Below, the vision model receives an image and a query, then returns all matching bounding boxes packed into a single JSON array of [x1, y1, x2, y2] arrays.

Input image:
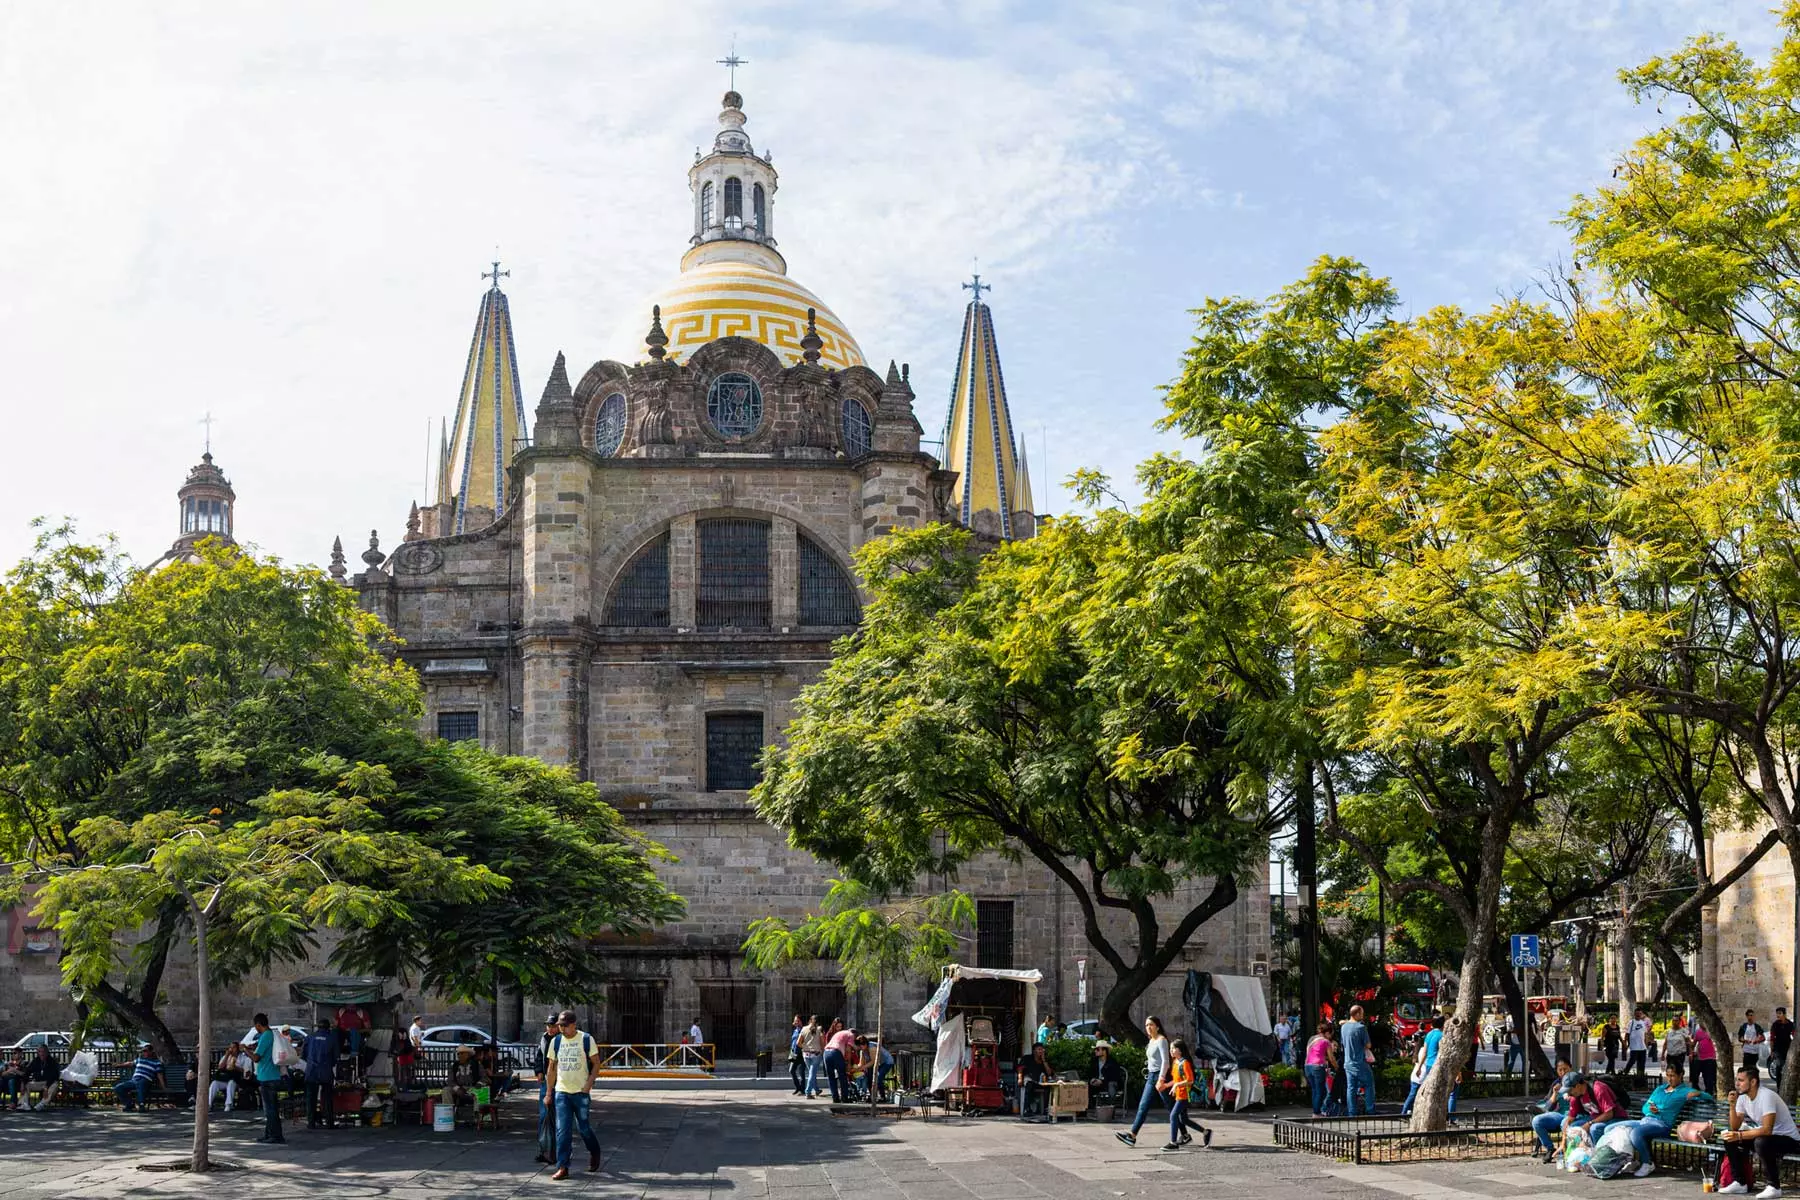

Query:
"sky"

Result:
[[0, 0, 1786, 571]]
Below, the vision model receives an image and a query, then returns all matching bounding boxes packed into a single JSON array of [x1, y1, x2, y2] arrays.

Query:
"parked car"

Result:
[[418, 1024, 535, 1059], [3, 1031, 71, 1052], [1064, 1020, 1100, 1039]]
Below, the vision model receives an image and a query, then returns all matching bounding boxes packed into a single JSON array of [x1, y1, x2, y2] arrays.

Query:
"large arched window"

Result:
[[798, 534, 860, 626], [593, 392, 627, 456], [752, 183, 766, 231], [700, 181, 715, 228], [724, 177, 743, 222], [840, 398, 872, 458], [603, 533, 670, 626], [697, 518, 769, 628]]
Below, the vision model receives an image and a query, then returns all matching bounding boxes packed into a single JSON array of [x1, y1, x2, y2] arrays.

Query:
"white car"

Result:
[[417, 1024, 534, 1059], [3, 1031, 71, 1052]]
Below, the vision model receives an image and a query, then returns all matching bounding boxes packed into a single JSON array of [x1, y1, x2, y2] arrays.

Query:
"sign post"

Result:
[[1511, 935, 1541, 1100]]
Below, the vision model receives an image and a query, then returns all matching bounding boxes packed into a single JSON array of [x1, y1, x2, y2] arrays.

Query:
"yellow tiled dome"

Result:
[[633, 260, 864, 371]]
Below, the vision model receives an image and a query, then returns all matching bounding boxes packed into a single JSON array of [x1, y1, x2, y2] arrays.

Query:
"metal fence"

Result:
[[13, 1041, 523, 1099], [1273, 1109, 1537, 1165], [591, 1042, 714, 1074]]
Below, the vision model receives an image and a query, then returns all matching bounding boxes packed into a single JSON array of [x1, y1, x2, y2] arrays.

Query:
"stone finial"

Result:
[[885, 359, 903, 387], [403, 502, 423, 542], [646, 305, 669, 361], [534, 350, 580, 447], [329, 536, 347, 583], [540, 351, 573, 406], [801, 307, 823, 365], [361, 529, 385, 568], [902, 363, 910, 383]]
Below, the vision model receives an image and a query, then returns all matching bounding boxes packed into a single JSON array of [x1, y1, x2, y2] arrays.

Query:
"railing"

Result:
[[591, 1043, 715, 1075], [1272, 1109, 1536, 1165]]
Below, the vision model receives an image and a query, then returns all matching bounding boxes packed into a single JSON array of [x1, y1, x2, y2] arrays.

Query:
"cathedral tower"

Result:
[[437, 263, 529, 534], [151, 448, 236, 567], [942, 275, 1036, 539]]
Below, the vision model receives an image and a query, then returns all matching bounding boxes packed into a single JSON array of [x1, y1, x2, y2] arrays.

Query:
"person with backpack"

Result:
[[1772, 1008, 1795, 1087], [249, 1012, 288, 1145], [1601, 1018, 1622, 1074], [1721, 1062, 1800, 1197], [544, 1009, 603, 1181], [1559, 1073, 1627, 1162]]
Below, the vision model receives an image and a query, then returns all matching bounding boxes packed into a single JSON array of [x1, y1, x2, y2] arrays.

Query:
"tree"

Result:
[[743, 881, 972, 1111], [14, 764, 499, 1171], [754, 515, 1286, 1046]]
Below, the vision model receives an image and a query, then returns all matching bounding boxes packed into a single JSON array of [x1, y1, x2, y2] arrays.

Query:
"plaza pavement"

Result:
[[0, 1076, 1721, 1199]]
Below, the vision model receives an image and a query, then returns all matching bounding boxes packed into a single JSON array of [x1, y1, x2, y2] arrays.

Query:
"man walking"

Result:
[[1274, 1014, 1292, 1067], [1662, 1015, 1692, 1083], [1340, 1006, 1376, 1116], [249, 1013, 287, 1144], [544, 1010, 602, 1181], [788, 1015, 805, 1094], [1772, 1008, 1795, 1087], [1742, 1010, 1768, 1073], [302, 1019, 338, 1129], [1627, 1009, 1652, 1081]]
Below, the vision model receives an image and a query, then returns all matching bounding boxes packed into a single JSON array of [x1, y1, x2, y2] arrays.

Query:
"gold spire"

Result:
[[439, 264, 528, 533], [941, 277, 1034, 539]]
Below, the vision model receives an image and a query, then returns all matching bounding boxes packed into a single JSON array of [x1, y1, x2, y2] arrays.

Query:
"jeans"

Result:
[[1, 1077, 18, 1104], [803, 1053, 821, 1096], [1725, 1131, 1800, 1189], [823, 1049, 848, 1102], [1128, 1079, 1167, 1135], [1531, 1110, 1564, 1153], [1622, 1118, 1670, 1163], [113, 1077, 148, 1109], [1505, 1045, 1523, 1074], [538, 1081, 555, 1160], [1400, 1079, 1420, 1116], [1774, 1048, 1789, 1085], [1168, 1097, 1189, 1145], [1627, 1049, 1647, 1076], [1304, 1064, 1329, 1114], [304, 1079, 335, 1127], [260, 1079, 284, 1141], [1021, 1079, 1046, 1117], [789, 1054, 804, 1092], [1345, 1064, 1375, 1116], [553, 1089, 600, 1169], [876, 1063, 892, 1099]]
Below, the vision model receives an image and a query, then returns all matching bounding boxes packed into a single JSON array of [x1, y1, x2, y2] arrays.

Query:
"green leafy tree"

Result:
[[742, 880, 972, 1110], [754, 516, 1286, 1047], [17, 765, 499, 1171]]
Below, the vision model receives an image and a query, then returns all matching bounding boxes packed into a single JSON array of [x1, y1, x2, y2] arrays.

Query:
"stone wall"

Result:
[[1713, 823, 1796, 1022]]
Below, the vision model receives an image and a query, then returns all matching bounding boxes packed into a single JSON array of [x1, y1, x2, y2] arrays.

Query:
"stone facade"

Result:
[[1710, 824, 1795, 1022]]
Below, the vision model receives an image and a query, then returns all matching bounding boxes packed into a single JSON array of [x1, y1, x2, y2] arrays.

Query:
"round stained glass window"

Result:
[[841, 398, 872, 457], [707, 372, 763, 438], [593, 392, 627, 456]]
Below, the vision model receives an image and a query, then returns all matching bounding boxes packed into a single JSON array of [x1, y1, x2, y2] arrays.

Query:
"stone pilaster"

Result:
[[520, 632, 590, 769], [771, 516, 797, 629], [671, 514, 697, 630]]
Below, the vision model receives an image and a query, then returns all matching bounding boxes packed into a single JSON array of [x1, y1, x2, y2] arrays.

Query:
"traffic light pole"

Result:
[[1297, 760, 1320, 1044]]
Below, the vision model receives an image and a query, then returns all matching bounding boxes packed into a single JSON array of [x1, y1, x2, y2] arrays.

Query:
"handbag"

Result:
[[1678, 1119, 1714, 1143]]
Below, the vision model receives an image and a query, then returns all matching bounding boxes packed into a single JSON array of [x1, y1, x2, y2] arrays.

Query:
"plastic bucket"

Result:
[[433, 1101, 455, 1133]]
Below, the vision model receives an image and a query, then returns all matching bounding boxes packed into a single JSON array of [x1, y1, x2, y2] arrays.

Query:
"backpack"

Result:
[[552, 1033, 596, 1088]]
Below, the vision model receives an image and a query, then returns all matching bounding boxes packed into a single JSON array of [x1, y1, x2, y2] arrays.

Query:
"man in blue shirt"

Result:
[[789, 1015, 805, 1095], [301, 1020, 338, 1130], [1340, 1005, 1375, 1116], [250, 1013, 287, 1144], [112, 1050, 163, 1111], [1611, 1060, 1697, 1178]]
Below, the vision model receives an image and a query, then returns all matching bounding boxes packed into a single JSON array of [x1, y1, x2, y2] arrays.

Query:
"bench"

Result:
[[1642, 1092, 1800, 1186]]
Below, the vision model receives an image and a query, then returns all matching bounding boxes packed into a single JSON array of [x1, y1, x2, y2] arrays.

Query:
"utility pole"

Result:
[[1297, 760, 1320, 1043]]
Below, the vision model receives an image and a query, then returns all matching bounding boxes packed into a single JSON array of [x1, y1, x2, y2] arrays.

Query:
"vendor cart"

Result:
[[912, 964, 1043, 1113]]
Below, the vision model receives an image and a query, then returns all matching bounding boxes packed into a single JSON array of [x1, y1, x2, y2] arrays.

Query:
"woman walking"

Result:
[[1115, 1016, 1171, 1147], [1693, 1023, 1718, 1096], [1303, 1024, 1337, 1116]]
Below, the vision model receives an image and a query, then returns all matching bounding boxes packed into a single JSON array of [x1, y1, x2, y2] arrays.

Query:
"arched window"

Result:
[[840, 398, 872, 457], [593, 392, 627, 456], [724, 177, 743, 221], [752, 183, 766, 231], [798, 535, 860, 626], [603, 533, 670, 626], [700, 181, 715, 228], [697, 518, 769, 628], [182, 497, 228, 534]]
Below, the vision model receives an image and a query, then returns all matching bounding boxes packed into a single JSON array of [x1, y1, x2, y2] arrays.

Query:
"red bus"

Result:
[[1385, 964, 1437, 1039]]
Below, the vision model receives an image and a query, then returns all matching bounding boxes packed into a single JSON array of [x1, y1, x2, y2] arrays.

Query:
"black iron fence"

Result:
[[1272, 1109, 1537, 1165]]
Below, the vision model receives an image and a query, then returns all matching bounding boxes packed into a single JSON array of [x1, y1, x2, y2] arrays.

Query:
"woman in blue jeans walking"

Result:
[[1115, 1016, 1171, 1146]]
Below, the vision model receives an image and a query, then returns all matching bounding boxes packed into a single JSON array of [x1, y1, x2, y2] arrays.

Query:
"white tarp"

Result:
[[929, 1016, 967, 1091]]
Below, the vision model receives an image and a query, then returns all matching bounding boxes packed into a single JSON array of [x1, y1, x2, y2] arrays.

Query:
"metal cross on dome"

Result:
[[963, 272, 991, 304], [717, 44, 748, 90], [482, 260, 509, 289]]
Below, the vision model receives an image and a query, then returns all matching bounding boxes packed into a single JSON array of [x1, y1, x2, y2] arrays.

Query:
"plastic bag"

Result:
[[61, 1050, 98, 1086], [272, 1030, 297, 1068], [1563, 1141, 1592, 1172], [1585, 1126, 1637, 1180]]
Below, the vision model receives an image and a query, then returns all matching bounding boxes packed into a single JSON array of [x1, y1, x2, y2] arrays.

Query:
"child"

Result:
[[1161, 1039, 1213, 1150]]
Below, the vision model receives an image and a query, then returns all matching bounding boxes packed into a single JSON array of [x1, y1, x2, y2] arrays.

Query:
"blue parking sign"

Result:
[[1510, 934, 1540, 969]]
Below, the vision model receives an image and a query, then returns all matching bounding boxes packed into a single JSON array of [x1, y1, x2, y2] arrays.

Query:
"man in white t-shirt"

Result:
[[1743, 1010, 1769, 1072], [689, 1019, 704, 1046], [544, 1010, 603, 1181], [1627, 1009, 1652, 1081], [1721, 1063, 1799, 1197], [1275, 1016, 1293, 1066]]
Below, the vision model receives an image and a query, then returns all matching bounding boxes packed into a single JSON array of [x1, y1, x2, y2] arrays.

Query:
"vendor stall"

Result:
[[912, 964, 1042, 1112], [1182, 970, 1280, 1111]]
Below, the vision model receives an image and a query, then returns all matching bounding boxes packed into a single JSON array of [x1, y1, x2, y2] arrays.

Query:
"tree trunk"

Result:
[[90, 979, 183, 1065], [1488, 941, 1552, 1076], [1408, 815, 1509, 1132], [1644, 932, 1732, 1081], [191, 912, 212, 1173], [872, 964, 883, 1116], [1615, 887, 1638, 1029], [1573, 924, 1598, 1027]]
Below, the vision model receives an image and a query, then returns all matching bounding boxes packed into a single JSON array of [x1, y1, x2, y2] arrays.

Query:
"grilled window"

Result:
[[607, 981, 665, 1045], [706, 712, 764, 791], [798, 535, 860, 626], [752, 183, 766, 231], [436, 711, 480, 743], [604, 534, 671, 626], [724, 176, 743, 220], [841, 398, 871, 457], [700, 181, 715, 227], [976, 900, 1015, 969], [697, 518, 769, 628], [593, 392, 627, 456]]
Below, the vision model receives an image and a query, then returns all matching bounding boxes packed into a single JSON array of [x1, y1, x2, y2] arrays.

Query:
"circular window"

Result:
[[707, 372, 763, 438], [593, 392, 627, 456], [841, 398, 872, 457]]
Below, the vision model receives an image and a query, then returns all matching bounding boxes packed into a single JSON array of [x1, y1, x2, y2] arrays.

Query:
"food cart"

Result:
[[912, 964, 1042, 1114]]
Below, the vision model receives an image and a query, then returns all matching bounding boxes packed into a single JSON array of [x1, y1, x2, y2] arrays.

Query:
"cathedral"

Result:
[[0, 86, 1268, 1051]]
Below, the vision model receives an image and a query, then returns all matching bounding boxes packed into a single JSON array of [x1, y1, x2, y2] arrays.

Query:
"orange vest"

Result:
[[1170, 1058, 1194, 1101]]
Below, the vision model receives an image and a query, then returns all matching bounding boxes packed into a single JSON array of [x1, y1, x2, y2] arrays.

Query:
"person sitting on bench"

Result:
[[113, 1049, 163, 1111], [1090, 1042, 1126, 1105], [1721, 1062, 1800, 1197], [1018, 1043, 1054, 1119], [1611, 1059, 1696, 1179]]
